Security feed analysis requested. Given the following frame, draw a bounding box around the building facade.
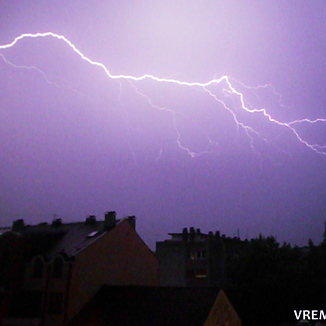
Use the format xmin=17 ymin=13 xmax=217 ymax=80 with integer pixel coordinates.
xmin=156 ymin=227 xmax=242 ymax=287
xmin=0 ymin=212 xmax=159 ymax=326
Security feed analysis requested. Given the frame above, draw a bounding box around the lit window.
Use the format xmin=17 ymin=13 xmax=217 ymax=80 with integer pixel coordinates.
xmin=188 ymin=251 xmax=206 ymax=260
xmin=196 ymin=269 xmax=207 ymax=278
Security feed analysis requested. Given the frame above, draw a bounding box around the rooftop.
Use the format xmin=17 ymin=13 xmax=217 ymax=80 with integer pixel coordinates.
xmin=70 ymin=285 xmax=234 ymax=326
xmin=0 ymin=212 xmax=136 ymax=261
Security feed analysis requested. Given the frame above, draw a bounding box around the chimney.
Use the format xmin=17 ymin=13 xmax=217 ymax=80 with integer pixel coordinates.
xmin=12 ymin=219 xmax=25 ymax=232
xmin=52 ymin=218 xmax=62 ymax=227
xmin=215 ymin=231 xmax=220 ymax=240
xmin=104 ymin=211 xmax=116 ymax=230
xmin=182 ymin=228 xmax=188 ymax=242
xmin=127 ymin=216 xmax=136 ymax=229
xmin=85 ymin=215 xmax=96 ymax=225
xmin=189 ymin=227 xmax=195 ymax=242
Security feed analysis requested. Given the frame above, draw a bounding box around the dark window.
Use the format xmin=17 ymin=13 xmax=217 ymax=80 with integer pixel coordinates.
xmin=53 ymin=257 xmax=64 ymax=278
xmin=48 ymin=292 xmax=63 ymax=315
xmin=196 ymin=269 xmax=207 ymax=278
xmin=198 ymin=250 xmax=206 ymax=259
xmin=33 ymin=258 xmax=44 ymax=278
xmin=186 ymin=269 xmax=195 ymax=278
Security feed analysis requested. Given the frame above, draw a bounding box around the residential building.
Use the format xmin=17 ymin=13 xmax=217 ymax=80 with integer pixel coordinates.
xmin=156 ymin=227 xmax=243 ymax=287
xmin=0 ymin=212 xmax=159 ymax=326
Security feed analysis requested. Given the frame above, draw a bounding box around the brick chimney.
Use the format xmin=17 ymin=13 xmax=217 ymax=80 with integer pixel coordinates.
xmin=215 ymin=231 xmax=221 ymax=240
xmin=127 ymin=216 xmax=136 ymax=229
xmin=52 ymin=218 xmax=62 ymax=227
xmin=182 ymin=228 xmax=188 ymax=242
xmin=104 ymin=211 xmax=116 ymax=230
xmin=12 ymin=219 xmax=25 ymax=232
xmin=189 ymin=227 xmax=195 ymax=242
xmin=85 ymin=215 xmax=96 ymax=225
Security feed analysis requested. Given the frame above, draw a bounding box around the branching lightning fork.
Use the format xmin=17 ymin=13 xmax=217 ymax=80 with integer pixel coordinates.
xmin=1 ymin=32 xmax=326 ymax=156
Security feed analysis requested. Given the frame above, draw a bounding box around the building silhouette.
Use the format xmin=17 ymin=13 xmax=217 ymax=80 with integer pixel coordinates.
xmin=69 ymin=285 xmax=241 ymax=326
xmin=0 ymin=212 xmax=158 ymax=325
xmin=156 ymin=227 xmax=243 ymax=287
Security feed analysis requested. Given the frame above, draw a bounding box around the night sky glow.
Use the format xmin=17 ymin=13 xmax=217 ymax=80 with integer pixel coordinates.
xmin=1 ymin=1 xmax=326 ymax=248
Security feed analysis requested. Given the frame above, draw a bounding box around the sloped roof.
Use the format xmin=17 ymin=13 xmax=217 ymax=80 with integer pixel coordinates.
xmin=70 ymin=285 xmax=223 ymax=326
xmin=1 ymin=219 xmax=124 ymax=261
xmin=23 ymin=221 xmax=107 ymax=259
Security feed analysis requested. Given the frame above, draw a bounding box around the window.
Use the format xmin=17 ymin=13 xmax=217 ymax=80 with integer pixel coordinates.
xmin=87 ymin=231 xmax=99 ymax=238
xmin=53 ymin=257 xmax=64 ymax=278
xmin=186 ymin=269 xmax=196 ymax=278
xmin=190 ymin=251 xmax=196 ymax=260
xmin=33 ymin=258 xmax=44 ymax=278
xmin=48 ymin=292 xmax=63 ymax=314
xmin=187 ymin=250 xmax=206 ymax=260
xmin=196 ymin=251 xmax=206 ymax=259
xmin=196 ymin=269 xmax=207 ymax=278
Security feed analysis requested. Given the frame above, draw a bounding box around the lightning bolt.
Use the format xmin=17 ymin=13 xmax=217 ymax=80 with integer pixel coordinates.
xmin=1 ymin=32 xmax=326 ymax=158
xmin=0 ymin=53 xmax=52 ymax=84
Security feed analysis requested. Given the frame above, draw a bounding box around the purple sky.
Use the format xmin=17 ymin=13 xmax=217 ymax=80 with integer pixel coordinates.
xmin=1 ymin=1 xmax=326 ymax=249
